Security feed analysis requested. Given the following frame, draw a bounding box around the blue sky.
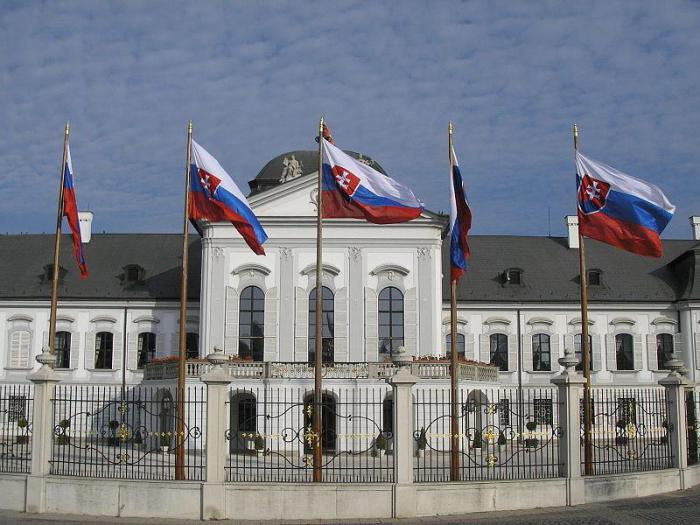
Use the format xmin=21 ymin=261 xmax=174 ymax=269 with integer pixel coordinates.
xmin=1 ymin=1 xmax=698 ymax=239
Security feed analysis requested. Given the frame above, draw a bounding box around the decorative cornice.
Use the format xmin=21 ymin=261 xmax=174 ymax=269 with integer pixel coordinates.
xmin=7 ymin=314 xmax=32 ymax=323
xmin=232 ymin=263 xmax=271 ymax=277
xmin=370 ymin=264 xmax=410 ymax=277
xmin=526 ymin=317 xmax=554 ymax=326
xmin=568 ymin=317 xmax=595 ymax=326
xmin=132 ymin=315 xmax=160 ymax=325
xmin=651 ymin=316 xmax=678 ymax=326
xmin=609 ymin=317 xmax=636 ymax=326
xmin=300 ymin=263 xmax=341 ymax=277
xmin=90 ymin=315 xmax=117 ymax=324
xmin=483 ymin=316 xmax=511 ymax=326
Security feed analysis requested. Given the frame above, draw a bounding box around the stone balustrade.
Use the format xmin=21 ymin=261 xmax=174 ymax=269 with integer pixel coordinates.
xmin=143 ymin=359 xmax=499 ymax=382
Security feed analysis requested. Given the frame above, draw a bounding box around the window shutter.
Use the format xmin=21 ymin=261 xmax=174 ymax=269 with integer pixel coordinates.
xmin=591 ymin=335 xmax=602 ymax=372
xmin=564 ymin=334 xmax=574 ymax=360
xmin=550 ymin=334 xmax=559 ymax=371
xmin=294 ymin=287 xmax=309 ymax=362
xmin=155 ymin=332 xmax=166 ymax=358
xmin=43 ymin=331 xmax=49 ymax=351
xmin=127 ymin=332 xmax=139 ymax=370
xmin=507 ymin=334 xmax=517 ymax=372
xmin=673 ymin=332 xmax=684 ymax=360
xmin=224 ymin=287 xmax=239 ymax=355
xmin=69 ymin=331 xmax=79 ymax=369
xmin=647 ymin=334 xmax=658 ymax=371
xmin=171 ymin=332 xmax=180 ymax=356
xmin=9 ymin=331 xmax=30 ymax=369
xmin=522 ymin=335 xmax=533 ymax=372
xmin=334 ymin=287 xmax=348 ymax=362
xmin=404 ymin=288 xmax=417 ymax=356
xmin=695 ymin=333 xmax=700 ymax=370
xmin=85 ymin=331 xmax=96 ymax=369
xmin=632 ymin=334 xmax=642 ymax=371
xmin=264 ymin=286 xmax=278 ymax=361
xmin=112 ymin=331 xmax=123 ymax=370
xmin=465 ymin=333 xmax=475 ymax=361
xmin=605 ymin=334 xmax=616 ymax=371
xmin=364 ymin=287 xmax=378 ymax=362
xmin=479 ymin=334 xmax=489 ymax=363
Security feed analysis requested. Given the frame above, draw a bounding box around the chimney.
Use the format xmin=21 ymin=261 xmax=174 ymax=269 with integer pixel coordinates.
xmin=565 ymin=215 xmax=579 ymax=249
xmin=78 ymin=211 xmax=93 ymax=243
xmin=691 ymin=216 xmax=700 ymax=241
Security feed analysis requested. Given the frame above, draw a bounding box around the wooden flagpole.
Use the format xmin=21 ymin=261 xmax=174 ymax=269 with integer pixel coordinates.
xmin=313 ymin=116 xmax=324 ymax=482
xmin=574 ymin=123 xmax=594 ymax=475
xmin=47 ymin=122 xmax=70 ymax=360
xmin=449 ymin=121 xmax=460 ymax=481
xmin=175 ymin=120 xmax=193 ymax=481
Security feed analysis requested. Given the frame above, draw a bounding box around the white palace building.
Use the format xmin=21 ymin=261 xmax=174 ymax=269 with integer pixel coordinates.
xmin=1 ymin=147 xmax=700 ymax=389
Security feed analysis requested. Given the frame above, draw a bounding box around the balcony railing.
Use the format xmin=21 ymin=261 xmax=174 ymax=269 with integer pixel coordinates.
xmin=143 ymin=359 xmax=498 ymax=382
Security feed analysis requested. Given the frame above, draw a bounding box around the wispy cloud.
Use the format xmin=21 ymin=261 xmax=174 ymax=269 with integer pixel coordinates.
xmin=0 ymin=0 xmax=698 ymax=238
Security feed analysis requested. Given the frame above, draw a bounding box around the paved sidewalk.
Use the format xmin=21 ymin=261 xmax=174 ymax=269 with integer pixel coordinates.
xmin=0 ymin=485 xmax=699 ymax=524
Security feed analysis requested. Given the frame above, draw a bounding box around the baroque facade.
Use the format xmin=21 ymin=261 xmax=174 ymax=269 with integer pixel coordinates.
xmin=1 ymin=148 xmax=699 ymax=388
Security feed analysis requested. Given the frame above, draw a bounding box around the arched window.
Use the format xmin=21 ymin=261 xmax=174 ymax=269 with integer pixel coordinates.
xmin=309 ymin=286 xmax=334 ymax=363
xmin=445 ymin=333 xmax=465 ymax=358
xmin=656 ymin=334 xmax=674 ymax=370
xmin=489 ymin=333 xmax=508 ymax=371
xmin=95 ymin=332 xmax=113 ymax=369
xmin=379 ymin=287 xmax=404 ymax=356
xmin=8 ymin=330 xmax=31 ymax=369
xmin=138 ymin=332 xmax=156 ymax=368
xmin=615 ymin=333 xmax=634 ymax=370
xmin=185 ymin=332 xmax=199 ymax=359
xmin=55 ymin=331 xmax=71 ymax=369
xmin=574 ymin=333 xmax=593 ymax=372
xmin=239 ymin=286 xmax=264 ymax=362
xmin=532 ymin=334 xmax=551 ymax=371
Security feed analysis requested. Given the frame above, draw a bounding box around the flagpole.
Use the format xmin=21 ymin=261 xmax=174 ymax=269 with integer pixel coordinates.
xmin=47 ymin=122 xmax=70 ymax=360
xmin=574 ymin=123 xmax=594 ymax=476
xmin=175 ymin=120 xmax=193 ymax=481
xmin=448 ymin=121 xmax=460 ymax=481
xmin=312 ymin=116 xmax=325 ymax=482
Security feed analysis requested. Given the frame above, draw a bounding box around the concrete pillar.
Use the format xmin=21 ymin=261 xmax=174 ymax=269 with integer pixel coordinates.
xmin=389 ymin=366 xmax=419 ymax=518
xmin=200 ymin=348 xmax=232 ymax=520
xmin=551 ymin=347 xmax=586 ymax=505
xmin=658 ymin=358 xmax=689 ymax=488
xmin=565 ymin=215 xmax=579 ymax=249
xmin=25 ymin=349 xmax=60 ymax=513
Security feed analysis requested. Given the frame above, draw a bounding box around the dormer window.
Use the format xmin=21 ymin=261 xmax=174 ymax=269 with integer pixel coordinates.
xmin=587 ymin=269 xmax=602 ymax=287
xmin=502 ymin=268 xmax=523 ymax=286
xmin=123 ymin=264 xmax=145 ymax=284
xmin=43 ymin=264 xmax=67 ymax=284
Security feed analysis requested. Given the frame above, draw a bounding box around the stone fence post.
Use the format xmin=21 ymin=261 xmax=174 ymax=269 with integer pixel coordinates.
xmin=551 ymin=347 xmax=586 ymax=506
xmin=25 ymin=349 xmax=60 ymax=513
xmin=200 ymin=348 xmax=232 ymax=520
xmin=389 ymin=366 xmax=419 ymax=518
xmin=658 ymin=357 xmax=689 ymax=488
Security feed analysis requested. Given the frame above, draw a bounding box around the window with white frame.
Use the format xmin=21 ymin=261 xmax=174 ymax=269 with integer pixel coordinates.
xmin=95 ymin=332 xmax=114 ymax=369
xmin=489 ymin=333 xmax=508 ymax=371
xmin=55 ymin=331 xmax=71 ymax=369
xmin=137 ymin=332 xmax=156 ymax=369
xmin=574 ymin=333 xmax=592 ymax=372
xmin=378 ymin=287 xmax=404 ymax=356
xmin=615 ymin=333 xmax=634 ymax=370
xmin=445 ymin=333 xmax=465 ymax=358
xmin=656 ymin=333 xmax=674 ymax=371
xmin=8 ymin=330 xmax=31 ymax=369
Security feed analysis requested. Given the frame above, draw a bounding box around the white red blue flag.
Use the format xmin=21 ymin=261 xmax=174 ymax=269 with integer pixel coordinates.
xmin=576 ymin=151 xmax=675 ymax=258
xmin=62 ymin=145 xmax=88 ymax=279
xmin=189 ymin=140 xmax=268 ymax=255
xmin=449 ymin=146 xmax=471 ymax=281
xmin=321 ymin=138 xmax=423 ymax=223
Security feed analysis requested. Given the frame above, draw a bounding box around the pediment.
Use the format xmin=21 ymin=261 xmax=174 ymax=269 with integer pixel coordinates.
xmin=248 ymin=174 xmax=318 ymax=217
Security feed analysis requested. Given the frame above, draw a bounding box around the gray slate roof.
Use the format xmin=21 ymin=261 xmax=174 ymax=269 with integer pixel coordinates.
xmin=0 ymin=234 xmax=201 ymax=300
xmin=2 ymin=233 xmax=698 ymax=304
xmin=444 ymin=236 xmax=700 ymax=303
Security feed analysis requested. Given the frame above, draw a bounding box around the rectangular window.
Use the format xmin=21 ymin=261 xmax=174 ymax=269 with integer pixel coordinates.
xmin=137 ymin=332 xmax=157 ymax=369
xmin=533 ymin=398 xmax=553 ymax=426
xmin=95 ymin=332 xmax=114 ymax=369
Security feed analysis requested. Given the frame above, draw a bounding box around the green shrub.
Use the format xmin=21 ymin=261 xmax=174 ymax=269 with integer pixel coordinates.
xmin=376 ymin=433 xmax=387 ymax=450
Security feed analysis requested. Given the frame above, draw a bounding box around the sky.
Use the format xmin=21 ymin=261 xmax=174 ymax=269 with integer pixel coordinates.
xmin=1 ymin=0 xmax=699 ymax=239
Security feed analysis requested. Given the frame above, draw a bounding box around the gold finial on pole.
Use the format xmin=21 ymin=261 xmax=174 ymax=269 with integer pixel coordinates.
xmin=187 ymin=120 xmax=192 ymax=133
xmin=319 ymin=115 xmax=324 ymax=134
xmin=65 ymin=122 xmax=70 ymax=135
xmin=448 ymin=121 xmax=454 ymax=135
xmin=573 ymin=123 xmax=579 ymax=150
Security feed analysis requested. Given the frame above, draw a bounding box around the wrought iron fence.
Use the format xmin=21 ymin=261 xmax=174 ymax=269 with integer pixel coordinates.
xmin=580 ymin=387 xmax=672 ymax=475
xmin=0 ymin=384 xmax=33 ymax=473
xmin=225 ymin=385 xmax=393 ymax=482
xmin=687 ymin=389 xmax=699 ymax=466
xmin=413 ymin=387 xmax=561 ymax=482
xmin=49 ymin=384 xmax=205 ymax=480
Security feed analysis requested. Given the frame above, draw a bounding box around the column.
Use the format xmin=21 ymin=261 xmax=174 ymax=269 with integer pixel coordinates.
xmin=551 ymin=347 xmax=586 ymax=506
xmin=659 ymin=357 xmax=690 ymax=488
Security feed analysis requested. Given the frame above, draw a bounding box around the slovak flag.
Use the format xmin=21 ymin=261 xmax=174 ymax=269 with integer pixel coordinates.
xmin=576 ymin=151 xmax=675 ymax=258
xmin=321 ymin=139 xmax=423 ymax=223
xmin=62 ymin=145 xmax=88 ymax=279
xmin=449 ymin=146 xmax=471 ymax=281
xmin=189 ymin=140 xmax=268 ymax=255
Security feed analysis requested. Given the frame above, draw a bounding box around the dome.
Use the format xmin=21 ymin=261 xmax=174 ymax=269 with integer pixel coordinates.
xmin=248 ymin=149 xmax=387 ymax=195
